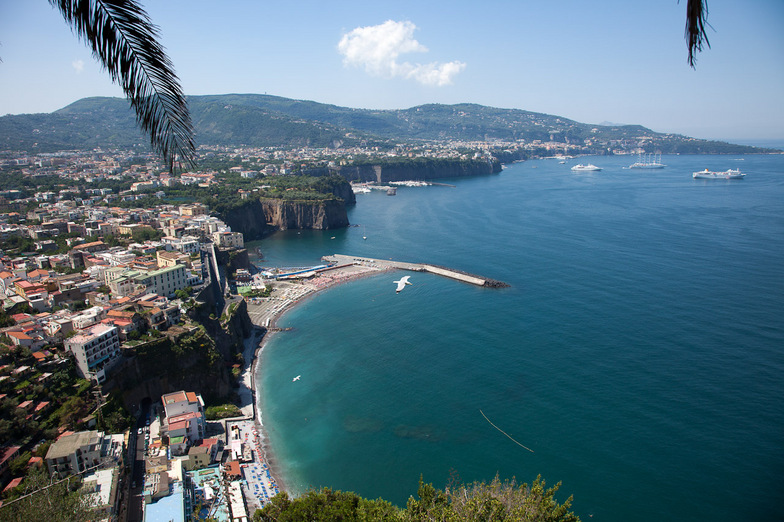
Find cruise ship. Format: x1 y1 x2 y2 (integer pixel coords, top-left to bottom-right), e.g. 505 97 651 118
571 164 602 171
693 168 745 179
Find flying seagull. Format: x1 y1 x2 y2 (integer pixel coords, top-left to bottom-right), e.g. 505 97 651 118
292 375 301 382
393 276 413 293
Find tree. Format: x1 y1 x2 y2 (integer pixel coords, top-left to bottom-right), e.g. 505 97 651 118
251 476 581 521
439 474 580 522
48 0 195 172
8 452 32 477
0 469 93 522
684 0 711 68
254 489 403 522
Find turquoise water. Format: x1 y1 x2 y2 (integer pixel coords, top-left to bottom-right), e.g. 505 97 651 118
254 155 784 521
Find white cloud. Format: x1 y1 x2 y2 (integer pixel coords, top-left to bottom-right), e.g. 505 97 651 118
71 59 84 73
338 20 465 86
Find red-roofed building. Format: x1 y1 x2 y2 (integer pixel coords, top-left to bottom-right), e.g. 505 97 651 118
31 351 49 363
14 280 47 300
26 269 50 281
198 438 222 463
10 313 33 324
34 401 50 417
0 446 21 484
161 391 206 454
2 477 23 494
225 460 242 479
5 331 32 348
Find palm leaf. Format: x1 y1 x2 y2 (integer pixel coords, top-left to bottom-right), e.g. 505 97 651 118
50 0 195 172
684 0 711 68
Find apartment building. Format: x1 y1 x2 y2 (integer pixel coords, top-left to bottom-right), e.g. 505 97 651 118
212 231 244 249
161 391 206 455
45 430 124 477
64 323 121 383
132 264 188 298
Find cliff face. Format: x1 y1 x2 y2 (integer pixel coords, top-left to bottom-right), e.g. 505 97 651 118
111 332 234 408
331 159 501 183
260 198 349 231
224 198 350 241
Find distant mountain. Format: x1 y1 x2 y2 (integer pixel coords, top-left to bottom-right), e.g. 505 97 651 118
0 94 775 155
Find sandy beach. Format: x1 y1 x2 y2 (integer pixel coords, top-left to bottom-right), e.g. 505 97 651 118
235 262 387 504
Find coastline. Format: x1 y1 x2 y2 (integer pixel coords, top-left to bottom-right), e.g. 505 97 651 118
237 263 387 502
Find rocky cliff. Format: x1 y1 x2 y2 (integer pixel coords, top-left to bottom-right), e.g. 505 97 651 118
223 197 350 241
260 198 349 231
111 330 235 408
332 158 501 183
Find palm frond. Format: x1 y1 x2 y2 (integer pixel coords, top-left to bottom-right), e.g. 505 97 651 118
50 0 195 172
684 0 711 68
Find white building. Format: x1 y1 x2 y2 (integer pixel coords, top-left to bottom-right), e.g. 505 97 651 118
162 390 206 453
212 231 244 249
64 323 121 383
133 264 188 298
45 430 124 476
70 306 106 330
161 235 201 254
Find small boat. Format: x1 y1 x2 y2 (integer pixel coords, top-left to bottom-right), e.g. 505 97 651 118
571 164 602 171
692 168 745 179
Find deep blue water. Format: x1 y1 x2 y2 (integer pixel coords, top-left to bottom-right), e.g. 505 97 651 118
253 154 784 521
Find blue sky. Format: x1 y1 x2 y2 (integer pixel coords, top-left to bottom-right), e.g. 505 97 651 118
1 0 782 142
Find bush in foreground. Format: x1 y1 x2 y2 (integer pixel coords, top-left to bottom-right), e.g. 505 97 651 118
253 475 579 521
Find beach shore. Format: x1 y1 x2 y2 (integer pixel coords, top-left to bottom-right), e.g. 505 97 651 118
235 262 387 503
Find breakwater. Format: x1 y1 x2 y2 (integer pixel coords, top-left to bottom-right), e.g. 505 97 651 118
322 254 508 288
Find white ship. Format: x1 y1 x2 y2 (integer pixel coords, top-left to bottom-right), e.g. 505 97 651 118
629 153 665 169
692 168 745 179
571 164 602 171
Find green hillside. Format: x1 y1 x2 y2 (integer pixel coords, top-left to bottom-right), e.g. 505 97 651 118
0 94 775 154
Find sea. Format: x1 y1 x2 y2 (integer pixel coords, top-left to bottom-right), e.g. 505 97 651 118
250 153 784 521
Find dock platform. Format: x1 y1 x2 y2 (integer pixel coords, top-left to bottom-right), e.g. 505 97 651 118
322 254 508 288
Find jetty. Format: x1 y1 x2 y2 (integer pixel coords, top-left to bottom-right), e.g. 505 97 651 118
322 254 508 288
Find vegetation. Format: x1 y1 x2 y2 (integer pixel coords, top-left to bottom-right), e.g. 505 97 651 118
205 403 242 420
110 172 349 219
48 0 194 170
0 348 95 445
2 95 776 157
253 476 579 521
0 468 93 522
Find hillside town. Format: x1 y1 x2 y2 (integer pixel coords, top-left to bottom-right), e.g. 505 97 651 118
0 159 282 521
